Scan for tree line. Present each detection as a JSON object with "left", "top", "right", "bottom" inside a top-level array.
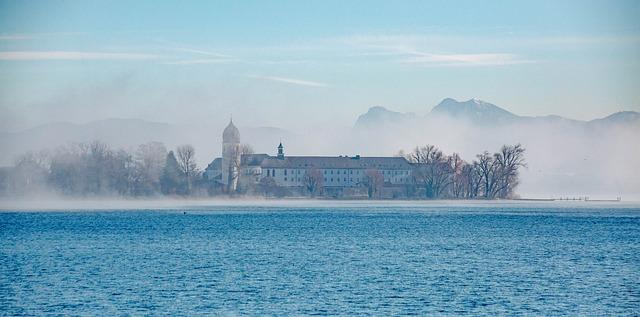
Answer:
[
  {"left": 397, "top": 144, "right": 526, "bottom": 199},
  {"left": 0, "top": 141, "right": 208, "bottom": 197},
  {"left": 0, "top": 140, "right": 526, "bottom": 199}
]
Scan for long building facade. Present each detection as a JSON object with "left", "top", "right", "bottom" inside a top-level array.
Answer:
[{"left": 205, "top": 120, "right": 414, "bottom": 197}]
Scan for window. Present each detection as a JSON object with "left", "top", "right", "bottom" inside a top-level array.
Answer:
[
  {"left": 331, "top": 170, "right": 333, "bottom": 175},
  {"left": 266, "top": 170, "right": 270, "bottom": 177},
  {"left": 331, "top": 178, "right": 333, "bottom": 182},
  {"left": 324, "top": 178, "right": 327, "bottom": 182},
  {"left": 284, "top": 170, "right": 287, "bottom": 176},
  {"left": 343, "top": 170, "right": 347, "bottom": 175},
  {"left": 350, "top": 170, "right": 353, "bottom": 174},
  {"left": 324, "top": 170, "right": 327, "bottom": 175},
  {"left": 344, "top": 178, "right": 347, "bottom": 182},
  {"left": 284, "top": 177, "right": 287, "bottom": 181},
  {"left": 272, "top": 169, "right": 276, "bottom": 176}
]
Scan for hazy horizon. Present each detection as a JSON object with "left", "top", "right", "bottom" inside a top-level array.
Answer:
[{"left": 1, "top": 0, "right": 640, "bottom": 133}]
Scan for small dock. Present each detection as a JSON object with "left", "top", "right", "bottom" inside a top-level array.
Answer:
[{"left": 514, "top": 196, "right": 622, "bottom": 202}]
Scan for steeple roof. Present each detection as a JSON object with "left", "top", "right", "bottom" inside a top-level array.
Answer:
[{"left": 223, "top": 119, "right": 240, "bottom": 142}]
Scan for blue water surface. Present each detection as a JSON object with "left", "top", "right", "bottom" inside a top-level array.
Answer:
[{"left": 1, "top": 203, "right": 639, "bottom": 315}]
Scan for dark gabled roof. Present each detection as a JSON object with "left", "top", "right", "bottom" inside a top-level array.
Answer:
[
  {"left": 205, "top": 157, "right": 222, "bottom": 171},
  {"left": 241, "top": 153, "right": 270, "bottom": 166},
  {"left": 261, "top": 156, "right": 412, "bottom": 170}
]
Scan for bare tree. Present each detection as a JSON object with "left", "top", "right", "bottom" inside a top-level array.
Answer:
[
  {"left": 407, "top": 145, "right": 442, "bottom": 164},
  {"left": 176, "top": 144, "right": 198, "bottom": 194},
  {"left": 449, "top": 153, "right": 465, "bottom": 198},
  {"left": 86, "top": 140, "right": 112, "bottom": 194},
  {"left": 493, "top": 144, "right": 526, "bottom": 198},
  {"left": 363, "top": 169, "right": 384, "bottom": 198},
  {"left": 460, "top": 161, "right": 483, "bottom": 198},
  {"left": 476, "top": 151, "right": 500, "bottom": 198},
  {"left": 303, "top": 168, "right": 323, "bottom": 196},
  {"left": 239, "top": 144, "right": 254, "bottom": 156},
  {"left": 134, "top": 142, "right": 167, "bottom": 195},
  {"left": 405, "top": 145, "right": 452, "bottom": 199},
  {"left": 8, "top": 151, "right": 50, "bottom": 195}
]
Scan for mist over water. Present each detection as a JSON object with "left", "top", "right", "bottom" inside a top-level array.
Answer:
[
  {"left": 244, "top": 113, "right": 639, "bottom": 199},
  {"left": 345, "top": 115, "right": 640, "bottom": 199},
  {"left": 1, "top": 108, "right": 638, "bottom": 200}
]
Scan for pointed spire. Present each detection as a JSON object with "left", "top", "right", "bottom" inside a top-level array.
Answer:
[
  {"left": 223, "top": 116, "right": 240, "bottom": 142},
  {"left": 277, "top": 141, "right": 284, "bottom": 159}
]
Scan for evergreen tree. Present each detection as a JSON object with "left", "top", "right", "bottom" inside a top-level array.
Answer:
[{"left": 160, "top": 151, "right": 183, "bottom": 195}]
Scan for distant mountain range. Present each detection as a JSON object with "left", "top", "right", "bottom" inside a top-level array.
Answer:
[
  {"left": 1, "top": 98, "right": 638, "bottom": 171},
  {"left": 355, "top": 98, "right": 640, "bottom": 129}
]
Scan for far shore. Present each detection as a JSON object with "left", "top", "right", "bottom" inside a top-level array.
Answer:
[{"left": 0, "top": 197, "right": 636, "bottom": 211}]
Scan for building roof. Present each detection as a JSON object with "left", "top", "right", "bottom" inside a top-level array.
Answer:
[
  {"left": 241, "top": 153, "right": 270, "bottom": 166},
  {"left": 261, "top": 156, "right": 412, "bottom": 169},
  {"left": 222, "top": 120, "right": 240, "bottom": 143},
  {"left": 205, "top": 157, "right": 222, "bottom": 171}
]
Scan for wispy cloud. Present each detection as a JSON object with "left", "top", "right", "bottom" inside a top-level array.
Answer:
[
  {"left": 0, "top": 32, "right": 88, "bottom": 41},
  {"left": 400, "top": 52, "right": 532, "bottom": 66},
  {"left": 0, "top": 35, "right": 33, "bottom": 41},
  {"left": 248, "top": 75, "right": 328, "bottom": 87},
  {"left": 163, "top": 58, "right": 237, "bottom": 65},
  {"left": 337, "top": 35, "right": 533, "bottom": 66},
  {"left": 0, "top": 51, "right": 160, "bottom": 61},
  {"left": 169, "top": 47, "right": 233, "bottom": 58},
  {"left": 154, "top": 39, "right": 234, "bottom": 58}
]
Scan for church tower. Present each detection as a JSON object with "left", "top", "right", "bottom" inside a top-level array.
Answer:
[
  {"left": 277, "top": 142, "right": 285, "bottom": 160},
  {"left": 222, "top": 119, "right": 241, "bottom": 192}
]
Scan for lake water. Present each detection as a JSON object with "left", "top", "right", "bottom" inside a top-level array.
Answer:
[{"left": 1, "top": 202, "right": 639, "bottom": 315}]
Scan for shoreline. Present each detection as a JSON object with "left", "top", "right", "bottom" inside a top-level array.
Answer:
[{"left": 1, "top": 197, "right": 637, "bottom": 211}]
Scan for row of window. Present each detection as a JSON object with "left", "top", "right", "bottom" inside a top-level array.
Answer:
[
  {"left": 324, "top": 177, "right": 360, "bottom": 183},
  {"left": 265, "top": 169, "right": 410, "bottom": 177},
  {"left": 279, "top": 177, "right": 409, "bottom": 184}
]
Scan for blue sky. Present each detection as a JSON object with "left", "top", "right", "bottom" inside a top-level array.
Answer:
[{"left": 0, "top": 0, "right": 639, "bottom": 131}]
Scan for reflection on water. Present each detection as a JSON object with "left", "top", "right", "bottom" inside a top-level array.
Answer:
[{"left": 1, "top": 205, "right": 639, "bottom": 315}]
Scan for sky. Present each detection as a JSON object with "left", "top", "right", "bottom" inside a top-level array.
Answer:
[{"left": 0, "top": 0, "right": 639, "bottom": 132}]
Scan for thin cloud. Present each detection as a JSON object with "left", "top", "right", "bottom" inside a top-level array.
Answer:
[
  {"left": 256, "top": 59, "right": 313, "bottom": 65},
  {"left": 0, "top": 32, "right": 88, "bottom": 41},
  {"left": 0, "top": 35, "right": 33, "bottom": 41},
  {"left": 169, "top": 47, "right": 234, "bottom": 58},
  {"left": 400, "top": 52, "right": 533, "bottom": 66},
  {"left": 163, "top": 58, "right": 237, "bottom": 65},
  {"left": 248, "top": 75, "right": 328, "bottom": 87},
  {"left": 0, "top": 51, "right": 160, "bottom": 61},
  {"left": 154, "top": 39, "right": 234, "bottom": 58},
  {"left": 338, "top": 34, "right": 533, "bottom": 66}
]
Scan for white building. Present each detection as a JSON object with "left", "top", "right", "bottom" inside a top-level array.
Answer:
[{"left": 204, "top": 122, "right": 414, "bottom": 195}]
